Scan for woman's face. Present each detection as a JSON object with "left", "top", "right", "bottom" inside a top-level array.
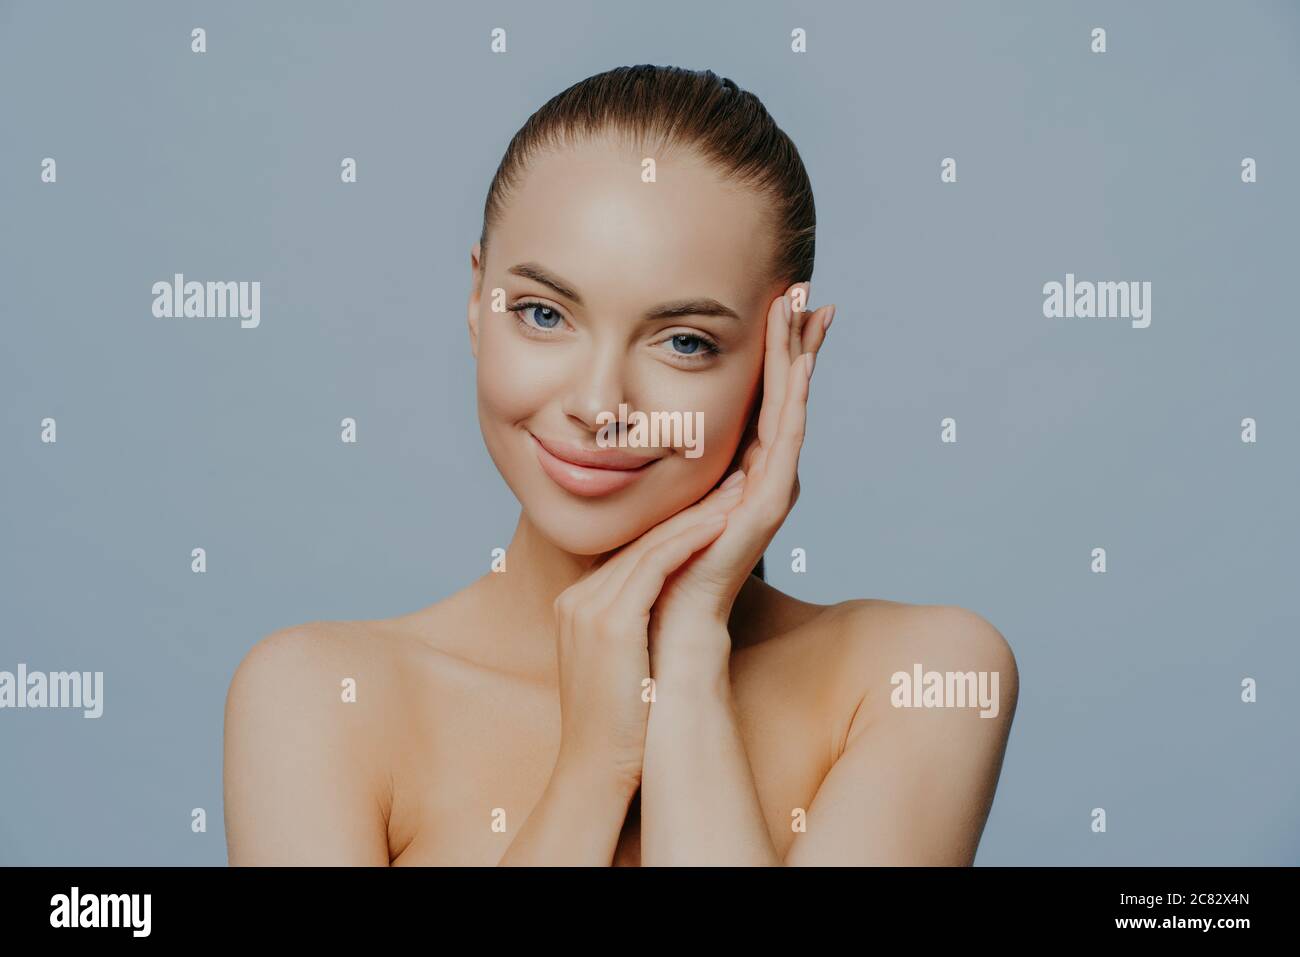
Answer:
[{"left": 469, "top": 134, "right": 797, "bottom": 555}]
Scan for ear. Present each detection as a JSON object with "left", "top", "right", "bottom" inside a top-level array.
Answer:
[{"left": 467, "top": 242, "right": 483, "bottom": 359}]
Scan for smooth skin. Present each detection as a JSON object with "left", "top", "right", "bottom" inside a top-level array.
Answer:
[{"left": 223, "top": 135, "right": 1018, "bottom": 866}]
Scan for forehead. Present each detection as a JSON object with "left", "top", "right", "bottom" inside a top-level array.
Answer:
[{"left": 491, "top": 135, "right": 776, "bottom": 316}]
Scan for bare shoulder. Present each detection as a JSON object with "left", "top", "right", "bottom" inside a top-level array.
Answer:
[
  {"left": 766, "top": 597, "right": 1020, "bottom": 864},
  {"left": 735, "top": 585, "right": 1018, "bottom": 750},
  {"left": 227, "top": 584, "right": 479, "bottom": 696},
  {"left": 222, "top": 617, "right": 413, "bottom": 865},
  {"left": 224, "top": 576, "right": 496, "bottom": 749},
  {"left": 835, "top": 600, "right": 1018, "bottom": 684},
  {"left": 223, "top": 610, "right": 448, "bottom": 764},
  {"left": 739, "top": 579, "right": 1013, "bottom": 667},
  {"left": 226, "top": 618, "right": 405, "bottom": 720},
  {"left": 829, "top": 599, "right": 1018, "bottom": 719}
]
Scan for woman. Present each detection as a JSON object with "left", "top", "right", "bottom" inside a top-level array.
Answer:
[{"left": 223, "top": 65, "right": 1018, "bottom": 866}]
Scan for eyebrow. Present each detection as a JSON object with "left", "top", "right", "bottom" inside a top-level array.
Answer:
[{"left": 507, "top": 262, "right": 742, "bottom": 322}]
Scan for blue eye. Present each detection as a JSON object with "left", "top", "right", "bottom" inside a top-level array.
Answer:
[
  {"left": 666, "top": 333, "right": 720, "bottom": 358},
  {"left": 515, "top": 302, "right": 563, "bottom": 330}
]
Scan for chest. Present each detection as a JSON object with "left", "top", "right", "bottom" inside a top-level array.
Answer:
[{"left": 387, "top": 654, "right": 834, "bottom": 865}]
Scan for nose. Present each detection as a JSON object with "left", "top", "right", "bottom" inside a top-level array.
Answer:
[{"left": 561, "top": 338, "right": 630, "bottom": 435}]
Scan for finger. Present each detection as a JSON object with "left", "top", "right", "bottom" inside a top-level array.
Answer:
[
  {"left": 755, "top": 351, "right": 812, "bottom": 515},
  {"left": 592, "top": 472, "right": 747, "bottom": 595},
  {"left": 801, "top": 304, "right": 834, "bottom": 356},
  {"left": 675, "top": 350, "right": 808, "bottom": 578},
  {"left": 787, "top": 289, "right": 809, "bottom": 362},
  {"left": 758, "top": 293, "right": 793, "bottom": 447},
  {"left": 607, "top": 515, "right": 729, "bottom": 628}
]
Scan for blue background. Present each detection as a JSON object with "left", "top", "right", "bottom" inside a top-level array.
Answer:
[{"left": 1, "top": 0, "right": 1297, "bottom": 864}]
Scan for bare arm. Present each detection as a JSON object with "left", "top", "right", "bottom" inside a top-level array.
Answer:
[
  {"left": 640, "top": 626, "right": 781, "bottom": 866},
  {"left": 223, "top": 625, "right": 391, "bottom": 865},
  {"left": 641, "top": 604, "right": 1018, "bottom": 865},
  {"left": 495, "top": 759, "right": 637, "bottom": 866},
  {"left": 784, "top": 605, "right": 1019, "bottom": 865}
]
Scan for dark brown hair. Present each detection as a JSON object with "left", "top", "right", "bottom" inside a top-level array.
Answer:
[
  {"left": 480, "top": 65, "right": 817, "bottom": 583},
  {"left": 478, "top": 64, "right": 816, "bottom": 292}
]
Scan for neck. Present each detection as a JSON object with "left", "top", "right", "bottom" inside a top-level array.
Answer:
[{"left": 508, "top": 509, "right": 604, "bottom": 608}]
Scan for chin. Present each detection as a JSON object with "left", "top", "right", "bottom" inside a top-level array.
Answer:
[
  {"left": 532, "top": 517, "right": 635, "bottom": 556},
  {"left": 522, "top": 493, "right": 677, "bottom": 556}
]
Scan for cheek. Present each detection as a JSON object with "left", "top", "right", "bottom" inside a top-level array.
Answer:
[
  {"left": 659, "top": 364, "right": 760, "bottom": 477},
  {"left": 475, "top": 316, "right": 554, "bottom": 500},
  {"left": 476, "top": 312, "right": 555, "bottom": 423},
  {"left": 699, "top": 387, "right": 755, "bottom": 463}
]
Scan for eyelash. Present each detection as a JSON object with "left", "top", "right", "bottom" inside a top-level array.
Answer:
[{"left": 507, "top": 300, "right": 723, "bottom": 363}]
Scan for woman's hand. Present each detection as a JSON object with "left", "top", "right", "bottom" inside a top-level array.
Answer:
[
  {"left": 649, "top": 286, "right": 835, "bottom": 667},
  {"left": 548, "top": 477, "right": 749, "bottom": 794}
]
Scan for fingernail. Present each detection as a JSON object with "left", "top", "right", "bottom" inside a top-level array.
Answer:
[
  {"left": 805, "top": 352, "right": 816, "bottom": 380},
  {"left": 719, "top": 469, "right": 745, "bottom": 490},
  {"left": 823, "top": 306, "right": 835, "bottom": 333}
]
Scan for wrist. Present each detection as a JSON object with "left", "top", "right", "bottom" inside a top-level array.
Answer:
[
  {"left": 550, "top": 751, "right": 641, "bottom": 804},
  {"left": 654, "top": 594, "right": 734, "bottom": 633},
  {"left": 650, "top": 617, "right": 731, "bottom": 684},
  {"left": 649, "top": 657, "right": 733, "bottom": 705}
]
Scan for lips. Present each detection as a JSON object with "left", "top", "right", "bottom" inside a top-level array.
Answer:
[{"left": 529, "top": 432, "right": 662, "bottom": 497}]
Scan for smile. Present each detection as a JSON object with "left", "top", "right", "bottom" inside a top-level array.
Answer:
[{"left": 529, "top": 432, "right": 662, "bottom": 497}]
